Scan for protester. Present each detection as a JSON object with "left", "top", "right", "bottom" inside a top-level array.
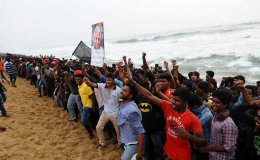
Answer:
[
  {"left": 84, "top": 72, "right": 122, "bottom": 146},
  {"left": 4, "top": 52, "right": 260, "bottom": 160},
  {"left": 5, "top": 57, "right": 17, "bottom": 87},
  {"left": 125, "top": 57, "right": 206, "bottom": 160},
  {"left": 118, "top": 83, "right": 145, "bottom": 160},
  {"left": 74, "top": 70, "right": 95, "bottom": 138},
  {"left": 200, "top": 88, "right": 238, "bottom": 160}
]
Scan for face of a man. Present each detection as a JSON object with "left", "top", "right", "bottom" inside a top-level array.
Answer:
[
  {"left": 159, "top": 78, "right": 169, "bottom": 90},
  {"left": 136, "top": 73, "right": 144, "bottom": 81},
  {"left": 206, "top": 74, "right": 211, "bottom": 81},
  {"left": 75, "top": 76, "right": 83, "bottom": 85},
  {"left": 234, "top": 79, "right": 244, "bottom": 86},
  {"left": 105, "top": 77, "right": 114, "bottom": 87},
  {"left": 120, "top": 86, "right": 132, "bottom": 101},
  {"left": 94, "top": 26, "right": 101, "bottom": 49},
  {"left": 172, "top": 96, "right": 185, "bottom": 110},
  {"left": 191, "top": 74, "right": 198, "bottom": 82},
  {"left": 212, "top": 97, "right": 226, "bottom": 112}
]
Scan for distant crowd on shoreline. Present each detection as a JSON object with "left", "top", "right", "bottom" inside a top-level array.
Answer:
[{"left": 0, "top": 53, "right": 260, "bottom": 160}]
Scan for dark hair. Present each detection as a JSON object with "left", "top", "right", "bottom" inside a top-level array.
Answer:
[
  {"left": 135, "top": 69, "right": 145, "bottom": 75},
  {"left": 188, "top": 72, "right": 193, "bottom": 79},
  {"left": 105, "top": 73, "right": 115, "bottom": 79},
  {"left": 230, "top": 85, "right": 240, "bottom": 94},
  {"left": 212, "top": 88, "right": 232, "bottom": 105},
  {"left": 197, "top": 81, "right": 210, "bottom": 93},
  {"left": 125, "top": 83, "right": 138, "bottom": 100},
  {"left": 208, "top": 78, "right": 217, "bottom": 90},
  {"left": 182, "top": 80, "right": 193, "bottom": 91},
  {"left": 206, "top": 71, "right": 214, "bottom": 78},
  {"left": 137, "top": 80, "right": 149, "bottom": 88},
  {"left": 173, "top": 88, "right": 191, "bottom": 102},
  {"left": 192, "top": 71, "right": 200, "bottom": 78},
  {"left": 188, "top": 93, "right": 203, "bottom": 108},
  {"left": 234, "top": 75, "right": 246, "bottom": 84},
  {"left": 158, "top": 73, "right": 171, "bottom": 82}
]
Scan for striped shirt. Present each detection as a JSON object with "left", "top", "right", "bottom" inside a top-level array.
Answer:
[
  {"left": 209, "top": 117, "right": 238, "bottom": 160},
  {"left": 5, "top": 62, "right": 15, "bottom": 75}
]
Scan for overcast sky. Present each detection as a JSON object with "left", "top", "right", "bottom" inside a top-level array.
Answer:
[{"left": 1, "top": 0, "right": 260, "bottom": 53}]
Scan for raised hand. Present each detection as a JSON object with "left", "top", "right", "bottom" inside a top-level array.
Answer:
[
  {"left": 164, "top": 60, "right": 169, "bottom": 68},
  {"left": 123, "top": 56, "right": 127, "bottom": 62}
]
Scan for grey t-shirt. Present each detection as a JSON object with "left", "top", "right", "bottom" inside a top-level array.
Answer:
[{"left": 98, "top": 83, "right": 122, "bottom": 116}]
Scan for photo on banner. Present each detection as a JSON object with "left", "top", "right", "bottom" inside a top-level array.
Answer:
[{"left": 91, "top": 22, "right": 105, "bottom": 67}]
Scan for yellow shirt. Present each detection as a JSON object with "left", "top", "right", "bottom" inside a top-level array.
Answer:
[{"left": 78, "top": 82, "right": 93, "bottom": 108}]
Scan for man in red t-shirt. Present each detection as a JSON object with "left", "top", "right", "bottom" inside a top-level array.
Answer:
[
  {"left": 158, "top": 73, "right": 175, "bottom": 99},
  {"left": 126, "top": 67, "right": 206, "bottom": 160}
]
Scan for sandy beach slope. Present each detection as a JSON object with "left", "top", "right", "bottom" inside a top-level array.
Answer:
[{"left": 0, "top": 77, "right": 122, "bottom": 160}]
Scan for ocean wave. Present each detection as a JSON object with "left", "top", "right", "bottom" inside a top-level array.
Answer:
[{"left": 113, "top": 22, "right": 260, "bottom": 44}]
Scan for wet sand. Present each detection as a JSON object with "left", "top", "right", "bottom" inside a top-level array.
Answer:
[{"left": 0, "top": 77, "right": 122, "bottom": 160}]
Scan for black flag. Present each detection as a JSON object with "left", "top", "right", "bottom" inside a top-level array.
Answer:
[{"left": 72, "top": 41, "right": 91, "bottom": 63}]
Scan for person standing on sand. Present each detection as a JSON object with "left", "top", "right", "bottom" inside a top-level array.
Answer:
[
  {"left": 5, "top": 57, "right": 17, "bottom": 87},
  {"left": 64, "top": 71, "right": 83, "bottom": 122},
  {"left": 74, "top": 70, "right": 95, "bottom": 138},
  {"left": 84, "top": 72, "right": 122, "bottom": 147},
  {"left": 118, "top": 83, "right": 145, "bottom": 160},
  {"left": 0, "top": 58, "right": 10, "bottom": 84}
]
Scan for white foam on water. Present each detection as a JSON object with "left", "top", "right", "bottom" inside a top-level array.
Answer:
[{"left": 226, "top": 57, "right": 252, "bottom": 67}]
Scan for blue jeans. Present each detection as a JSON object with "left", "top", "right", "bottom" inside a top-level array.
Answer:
[
  {"left": 121, "top": 144, "right": 138, "bottom": 160},
  {"left": 67, "top": 94, "right": 83, "bottom": 120},
  {"left": 0, "top": 94, "right": 7, "bottom": 117},
  {"left": 81, "top": 107, "right": 93, "bottom": 135}
]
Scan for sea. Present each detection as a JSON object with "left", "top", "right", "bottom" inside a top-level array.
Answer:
[{"left": 32, "top": 21, "right": 260, "bottom": 85}]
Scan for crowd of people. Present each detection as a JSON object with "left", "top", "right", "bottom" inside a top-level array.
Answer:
[{"left": 0, "top": 53, "right": 260, "bottom": 160}]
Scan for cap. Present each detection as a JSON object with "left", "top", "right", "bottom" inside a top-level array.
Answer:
[{"left": 74, "top": 70, "right": 82, "bottom": 75}]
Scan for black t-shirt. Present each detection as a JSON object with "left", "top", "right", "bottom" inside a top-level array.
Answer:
[
  {"left": 69, "top": 79, "right": 79, "bottom": 95},
  {"left": 135, "top": 95, "right": 165, "bottom": 133}
]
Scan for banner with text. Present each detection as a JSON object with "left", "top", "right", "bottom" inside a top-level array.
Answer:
[{"left": 91, "top": 22, "right": 104, "bottom": 67}]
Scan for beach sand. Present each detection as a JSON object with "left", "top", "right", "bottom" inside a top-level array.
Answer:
[{"left": 0, "top": 77, "right": 122, "bottom": 160}]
